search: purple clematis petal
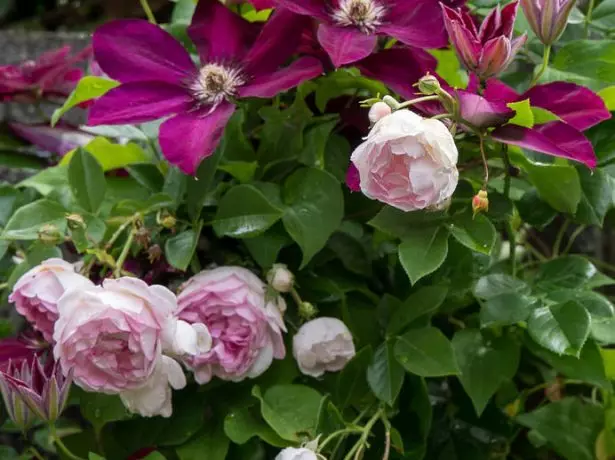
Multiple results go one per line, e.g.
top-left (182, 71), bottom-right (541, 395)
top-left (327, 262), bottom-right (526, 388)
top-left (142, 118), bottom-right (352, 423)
top-left (478, 36), bottom-right (511, 79)
top-left (243, 9), bottom-right (313, 76)
top-left (457, 91), bottom-right (515, 128)
top-left (492, 120), bottom-right (596, 168)
top-left (346, 163), bottom-right (361, 192)
top-left (523, 82), bottom-right (610, 131)
top-left (379, 0), bottom-right (448, 49)
top-left (88, 82), bottom-right (193, 125)
top-left (317, 24), bottom-right (377, 67)
top-left (275, 0), bottom-right (329, 20)
top-left (188, 0), bottom-right (257, 63)
top-left (159, 103), bottom-right (236, 174)
top-left (93, 19), bottom-right (196, 85)
top-left (357, 47), bottom-right (437, 100)
top-left (240, 57), bottom-right (322, 98)
top-left (9, 123), bottom-right (95, 156)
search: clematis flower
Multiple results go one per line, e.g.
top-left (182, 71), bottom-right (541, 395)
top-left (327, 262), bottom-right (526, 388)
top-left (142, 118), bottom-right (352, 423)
top-left (87, 2), bottom-right (322, 174)
top-left (0, 361), bottom-right (38, 430)
top-left (2, 358), bottom-right (72, 423)
top-left (275, 0), bottom-right (448, 67)
top-left (0, 334), bottom-right (48, 372)
top-left (442, 2), bottom-right (527, 80)
top-left (0, 45), bottom-right (91, 103)
top-left (9, 123), bottom-right (95, 156)
top-left (521, 0), bottom-right (576, 45)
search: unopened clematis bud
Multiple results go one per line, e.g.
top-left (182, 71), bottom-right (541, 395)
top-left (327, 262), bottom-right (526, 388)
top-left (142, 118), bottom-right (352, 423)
top-left (520, 0), bottom-right (576, 45)
top-left (0, 361), bottom-right (37, 430)
top-left (442, 2), bottom-right (527, 80)
top-left (472, 190), bottom-right (489, 216)
top-left (267, 264), bottom-right (294, 293)
top-left (418, 74), bottom-right (442, 95)
top-left (368, 102), bottom-right (392, 124)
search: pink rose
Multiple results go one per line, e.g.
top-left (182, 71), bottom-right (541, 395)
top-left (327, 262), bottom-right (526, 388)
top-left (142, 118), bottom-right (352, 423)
top-left (9, 258), bottom-right (93, 342)
top-left (350, 109), bottom-right (459, 211)
top-left (53, 277), bottom-right (211, 417)
top-left (177, 266), bottom-right (287, 384)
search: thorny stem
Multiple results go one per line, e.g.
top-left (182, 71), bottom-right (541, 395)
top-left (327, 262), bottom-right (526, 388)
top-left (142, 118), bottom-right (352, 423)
top-left (114, 230), bottom-right (135, 278)
top-left (139, 0), bottom-right (157, 24)
top-left (105, 216), bottom-right (137, 250)
top-left (552, 219), bottom-right (570, 258)
top-left (585, 0), bottom-right (596, 38)
top-left (50, 425), bottom-right (85, 460)
top-left (530, 44), bottom-right (551, 87)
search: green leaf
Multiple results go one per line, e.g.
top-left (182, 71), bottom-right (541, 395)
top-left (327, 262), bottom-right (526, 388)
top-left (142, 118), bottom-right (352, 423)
top-left (368, 206), bottom-right (445, 239)
top-left (68, 148), bottom-right (106, 213)
top-left (549, 40), bottom-right (615, 91)
top-left (61, 137), bottom-right (150, 172)
top-left (171, 0), bottom-right (196, 24)
top-left (89, 454), bottom-right (105, 460)
top-left (517, 189), bottom-right (557, 229)
top-left (218, 161), bottom-right (257, 183)
top-left (282, 168), bottom-right (344, 267)
top-left (176, 425), bottom-right (229, 460)
top-left (253, 384), bottom-right (322, 442)
top-left (452, 329), bottom-right (520, 415)
top-left (598, 85), bottom-right (615, 111)
top-left (213, 185), bottom-right (284, 238)
top-left (479, 293), bottom-right (535, 328)
top-left (336, 346), bottom-right (373, 408)
top-left (474, 273), bottom-right (532, 299)
top-left (524, 161), bottom-right (581, 214)
top-left (127, 164), bottom-right (164, 192)
top-left (387, 285), bottom-right (448, 336)
top-left (244, 227), bottom-right (291, 268)
top-left (3, 199), bottom-right (67, 240)
top-left (575, 167), bottom-right (612, 226)
top-left (534, 256), bottom-right (597, 292)
top-left (80, 392), bottom-right (129, 435)
top-left (300, 117), bottom-right (339, 168)
top-left (18, 166), bottom-right (69, 196)
top-left (70, 214), bottom-right (106, 253)
top-left (526, 339), bottom-right (611, 390)
top-left (448, 213), bottom-right (496, 255)
top-left (51, 77), bottom-right (119, 126)
top-left (516, 398), bottom-right (604, 460)
top-left (327, 231), bottom-right (372, 277)
top-left (0, 186), bottom-right (19, 226)
top-left (367, 341), bottom-right (404, 406)
top-left (223, 406), bottom-right (287, 447)
top-left (547, 290), bottom-right (615, 319)
top-left (507, 99), bottom-right (534, 128)
top-left (165, 222), bottom-right (202, 271)
top-left (398, 226), bottom-right (449, 285)
top-left (528, 301), bottom-right (591, 356)
top-left (315, 69), bottom-right (388, 113)
top-left (143, 453), bottom-right (165, 460)
top-left (163, 166), bottom-right (187, 206)
top-left (394, 327), bottom-right (459, 377)
top-left (186, 147), bottom-right (223, 219)
top-left (430, 49), bottom-right (468, 88)
top-left (531, 106), bottom-right (561, 124)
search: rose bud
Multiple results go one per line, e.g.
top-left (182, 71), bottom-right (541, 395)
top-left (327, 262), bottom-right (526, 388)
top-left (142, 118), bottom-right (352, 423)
top-left (368, 101), bottom-right (392, 124)
top-left (472, 189), bottom-right (489, 216)
top-left (350, 110), bottom-right (459, 211)
top-left (293, 317), bottom-right (356, 378)
top-left (177, 267), bottom-right (287, 384)
top-left (9, 258), bottom-right (94, 342)
top-left (275, 447), bottom-right (319, 460)
top-left (521, 0), bottom-right (576, 45)
top-left (418, 74), bottom-right (442, 95)
top-left (267, 264), bottom-right (295, 293)
top-left (442, 2), bottom-right (527, 79)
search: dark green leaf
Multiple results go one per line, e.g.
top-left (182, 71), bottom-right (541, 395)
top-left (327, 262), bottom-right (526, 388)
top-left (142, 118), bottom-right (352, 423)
top-left (524, 161), bottom-right (581, 214)
top-left (186, 147), bottom-right (223, 219)
top-left (223, 406), bottom-right (287, 447)
top-left (398, 227), bottom-right (449, 285)
top-left (368, 206), bottom-right (445, 239)
top-left (549, 40), bottom-right (615, 91)
top-left (387, 286), bottom-right (448, 336)
top-left (68, 148), bottom-right (106, 213)
top-left (394, 327), bottom-right (459, 377)
top-left (80, 392), bottom-right (129, 435)
top-left (547, 290), bottom-right (615, 319)
top-left (517, 398), bottom-right (604, 460)
top-left (165, 223), bottom-right (202, 271)
top-left (575, 167), bottom-right (612, 226)
top-left (3, 199), bottom-right (67, 240)
top-left (162, 167), bottom-right (187, 206)
top-left (474, 273), bottom-right (532, 299)
top-left (282, 168), bottom-right (344, 267)
top-left (0, 186), bottom-right (18, 226)
top-left (336, 346), bottom-right (373, 408)
top-left (176, 424), bottom-right (229, 460)
top-left (367, 341), bottom-right (404, 406)
top-left (517, 189), bottom-right (557, 229)
top-left (452, 329), bottom-right (520, 415)
top-left (127, 164), bottom-right (164, 192)
top-left (300, 117), bottom-right (338, 168)
top-left (213, 185), bottom-right (284, 238)
top-left (480, 293), bottom-right (535, 327)
top-left (449, 213), bottom-right (496, 255)
top-left (528, 301), bottom-right (590, 356)
top-left (534, 256), bottom-right (597, 292)
top-left (244, 226), bottom-right (291, 268)
top-left (327, 231), bottom-right (372, 277)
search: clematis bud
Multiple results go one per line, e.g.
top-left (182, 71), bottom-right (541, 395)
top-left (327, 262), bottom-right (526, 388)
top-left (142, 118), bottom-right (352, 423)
top-left (293, 317), bottom-right (355, 378)
top-left (472, 190), bottom-right (489, 216)
top-left (418, 74), bottom-right (442, 95)
top-left (442, 2), bottom-right (527, 80)
top-left (267, 264), bottom-right (294, 293)
top-left (0, 361), bottom-right (37, 430)
top-left (520, 0), bottom-right (576, 45)
top-left (368, 102), bottom-right (392, 124)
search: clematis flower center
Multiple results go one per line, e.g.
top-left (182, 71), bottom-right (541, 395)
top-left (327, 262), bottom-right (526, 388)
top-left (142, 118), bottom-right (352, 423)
top-left (190, 63), bottom-right (245, 107)
top-left (332, 0), bottom-right (386, 33)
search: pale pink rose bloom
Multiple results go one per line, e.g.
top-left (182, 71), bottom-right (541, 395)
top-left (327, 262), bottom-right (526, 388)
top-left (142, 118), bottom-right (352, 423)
top-left (9, 258), bottom-right (94, 342)
top-left (293, 317), bottom-right (355, 378)
top-left (368, 101), bottom-right (392, 124)
top-left (351, 109), bottom-right (459, 211)
top-left (53, 277), bottom-right (210, 417)
top-left (275, 447), bottom-right (319, 460)
top-left (177, 266), bottom-right (287, 384)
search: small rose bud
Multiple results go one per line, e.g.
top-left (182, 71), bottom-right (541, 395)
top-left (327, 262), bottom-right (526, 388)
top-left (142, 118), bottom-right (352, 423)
top-left (148, 244), bottom-right (162, 264)
top-left (65, 213), bottom-right (85, 229)
top-left (368, 101), bottom-right (392, 124)
top-left (158, 211), bottom-right (176, 229)
top-left (418, 74), bottom-right (441, 95)
top-left (38, 224), bottom-right (62, 245)
top-left (299, 301), bottom-right (318, 320)
top-left (134, 226), bottom-right (151, 248)
top-left (267, 264), bottom-right (294, 293)
top-left (472, 190), bottom-right (489, 216)
top-left (382, 95), bottom-right (400, 110)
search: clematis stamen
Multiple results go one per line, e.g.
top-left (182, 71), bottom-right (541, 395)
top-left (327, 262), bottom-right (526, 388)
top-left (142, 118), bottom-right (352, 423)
top-left (332, 0), bottom-right (387, 33)
top-left (190, 63), bottom-right (246, 107)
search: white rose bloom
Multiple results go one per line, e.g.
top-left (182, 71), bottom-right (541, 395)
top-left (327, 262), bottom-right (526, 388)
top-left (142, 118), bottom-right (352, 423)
top-left (368, 101), bottom-right (392, 124)
top-left (351, 109), bottom-right (459, 211)
top-left (293, 317), bottom-right (355, 378)
top-left (275, 447), bottom-right (319, 460)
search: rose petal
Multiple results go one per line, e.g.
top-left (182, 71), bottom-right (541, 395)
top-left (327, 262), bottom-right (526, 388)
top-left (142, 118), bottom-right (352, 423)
top-left (317, 24), bottom-right (377, 67)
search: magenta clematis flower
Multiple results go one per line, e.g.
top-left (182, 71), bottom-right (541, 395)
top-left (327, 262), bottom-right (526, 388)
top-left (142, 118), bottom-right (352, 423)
top-left (442, 2), bottom-right (527, 80)
top-left (275, 0), bottom-right (448, 67)
top-left (521, 0), bottom-right (576, 45)
top-left (1, 358), bottom-right (72, 424)
top-left (0, 45), bottom-right (91, 103)
top-left (10, 123), bottom-right (95, 156)
top-left (87, 2), bottom-right (322, 174)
